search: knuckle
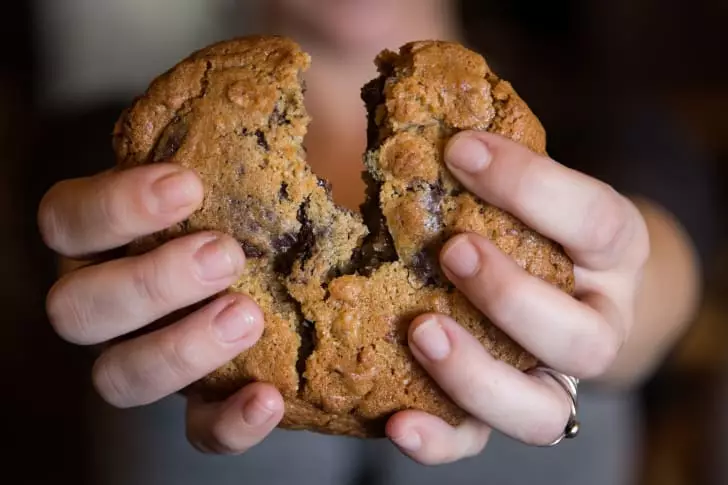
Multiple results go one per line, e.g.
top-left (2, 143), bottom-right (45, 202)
top-left (483, 272), bottom-right (525, 326)
top-left (159, 330), bottom-right (204, 383)
top-left (571, 326), bottom-right (621, 379)
top-left (99, 178), bottom-right (134, 240)
top-left (583, 186), bottom-right (631, 257)
top-left (46, 277), bottom-right (95, 345)
top-left (92, 352), bottom-right (134, 408)
top-left (130, 254), bottom-right (174, 307)
top-left (509, 155), bottom-right (540, 211)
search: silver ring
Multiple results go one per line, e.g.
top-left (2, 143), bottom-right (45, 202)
top-left (528, 366), bottom-right (581, 446)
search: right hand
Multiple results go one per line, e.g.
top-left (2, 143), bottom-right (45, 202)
top-left (38, 162), bottom-right (284, 455)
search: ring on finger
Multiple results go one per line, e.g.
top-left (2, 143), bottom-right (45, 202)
top-left (527, 366), bottom-right (580, 446)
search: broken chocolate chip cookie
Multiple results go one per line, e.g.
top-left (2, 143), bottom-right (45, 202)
top-left (112, 35), bottom-right (574, 438)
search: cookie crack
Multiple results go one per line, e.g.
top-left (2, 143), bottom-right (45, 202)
top-left (149, 60), bottom-right (215, 162)
top-left (268, 199), bottom-right (319, 396)
top-left (295, 315), bottom-right (316, 395)
top-left (200, 61), bottom-right (213, 98)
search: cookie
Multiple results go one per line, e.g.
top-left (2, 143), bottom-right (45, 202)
top-left (112, 35), bottom-right (574, 438)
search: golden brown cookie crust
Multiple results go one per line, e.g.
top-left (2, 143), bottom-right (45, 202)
top-left (112, 36), bottom-right (574, 438)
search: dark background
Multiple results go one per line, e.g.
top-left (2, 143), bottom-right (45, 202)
top-left (2, 1), bottom-right (727, 484)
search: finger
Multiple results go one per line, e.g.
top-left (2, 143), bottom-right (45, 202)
top-left (444, 131), bottom-right (640, 270)
top-left (407, 314), bottom-right (575, 446)
top-left (186, 383), bottom-right (284, 455)
top-left (38, 163), bottom-right (203, 258)
top-left (387, 412), bottom-right (491, 466)
top-left (439, 233), bottom-right (623, 378)
top-left (92, 293), bottom-right (264, 408)
top-left (46, 231), bottom-right (245, 345)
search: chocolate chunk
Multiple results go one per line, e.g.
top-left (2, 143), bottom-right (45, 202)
top-left (270, 104), bottom-right (291, 126)
top-left (410, 251), bottom-right (438, 284)
top-left (361, 75), bottom-right (386, 151)
top-left (152, 116), bottom-right (188, 162)
top-left (422, 183), bottom-right (445, 233)
top-left (241, 241), bottom-right (266, 258)
top-left (255, 129), bottom-right (270, 151)
top-left (316, 177), bottom-right (332, 195)
top-left (297, 221), bottom-right (317, 263)
top-left (410, 237), bottom-right (447, 286)
top-left (425, 183), bottom-right (445, 212)
top-left (352, 173), bottom-right (397, 274)
top-left (273, 200), bottom-right (317, 274)
top-left (279, 182), bottom-right (290, 200)
top-left (272, 232), bottom-right (297, 253)
top-left (296, 318), bottom-right (317, 390)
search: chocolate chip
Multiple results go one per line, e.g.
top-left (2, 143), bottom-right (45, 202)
top-left (270, 104), bottom-right (291, 126)
top-left (295, 206), bottom-right (316, 258)
top-left (361, 75), bottom-right (386, 151)
top-left (279, 182), bottom-right (290, 200)
top-left (273, 200), bottom-right (315, 275)
top-left (410, 238), bottom-right (446, 286)
top-left (411, 251), bottom-right (438, 284)
top-left (241, 241), bottom-right (266, 258)
top-left (316, 177), bottom-right (332, 195)
top-left (422, 183), bottom-right (444, 233)
top-left (272, 232), bottom-right (297, 253)
top-left (296, 318), bottom-right (317, 390)
top-left (450, 188), bottom-right (465, 197)
top-left (297, 220), bottom-right (317, 263)
top-left (152, 116), bottom-right (188, 162)
top-left (423, 183), bottom-right (445, 214)
top-left (353, 173), bottom-right (397, 274)
top-left (324, 266), bottom-right (342, 282)
top-left (255, 129), bottom-right (269, 151)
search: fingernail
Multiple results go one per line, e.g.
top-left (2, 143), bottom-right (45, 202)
top-left (393, 431), bottom-right (422, 452)
top-left (446, 135), bottom-right (492, 173)
top-left (213, 298), bottom-right (256, 343)
top-left (412, 318), bottom-right (451, 361)
top-left (243, 396), bottom-right (276, 427)
top-left (194, 236), bottom-right (243, 281)
top-left (151, 168), bottom-right (200, 213)
top-left (442, 237), bottom-right (481, 278)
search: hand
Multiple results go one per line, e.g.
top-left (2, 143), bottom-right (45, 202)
top-left (386, 131), bottom-right (650, 465)
top-left (38, 163), bottom-right (284, 455)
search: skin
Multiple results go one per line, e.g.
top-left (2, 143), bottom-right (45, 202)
top-left (38, 0), bottom-right (702, 466)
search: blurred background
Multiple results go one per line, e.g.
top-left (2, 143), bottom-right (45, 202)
top-left (1, 1), bottom-right (726, 484)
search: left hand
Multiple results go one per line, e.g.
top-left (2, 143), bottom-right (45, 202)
top-left (385, 131), bottom-right (650, 465)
